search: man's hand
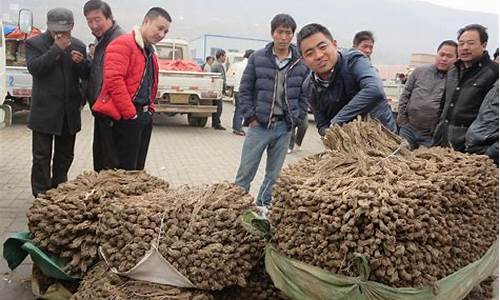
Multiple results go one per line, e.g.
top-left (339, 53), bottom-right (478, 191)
top-left (396, 113), bottom-right (408, 127)
top-left (54, 32), bottom-right (71, 50)
top-left (319, 126), bottom-right (327, 137)
top-left (71, 50), bottom-right (84, 64)
top-left (249, 120), bottom-right (259, 128)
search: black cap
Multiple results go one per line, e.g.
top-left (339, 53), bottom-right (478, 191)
top-left (47, 8), bottom-right (74, 32)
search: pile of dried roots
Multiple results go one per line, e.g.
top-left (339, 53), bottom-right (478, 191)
top-left (71, 262), bottom-right (213, 300)
top-left (270, 118), bottom-right (498, 288)
top-left (27, 170), bottom-right (169, 275)
top-left (99, 182), bottom-right (266, 290)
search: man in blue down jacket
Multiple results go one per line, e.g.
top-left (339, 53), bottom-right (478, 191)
top-left (297, 23), bottom-right (396, 136)
top-left (235, 14), bottom-right (309, 211)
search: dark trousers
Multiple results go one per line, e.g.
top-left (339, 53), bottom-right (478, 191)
top-left (289, 117), bottom-right (308, 150)
top-left (399, 125), bottom-right (432, 150)
top-left (212, 99), bottom-right (223, 127)
top-left (112, 111), bottom-right (153, 170)
top-left (93, 115), bottom-right (120, 172)
top-left (31, 130), bottom-right (76, 197)
top-left (232, 92), bottom-right (244, 131)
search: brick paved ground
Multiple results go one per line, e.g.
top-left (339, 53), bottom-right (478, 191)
top-left (0, 104), bottom-right (324, 299)
top-left (0, 104), bottom-right (497, 299)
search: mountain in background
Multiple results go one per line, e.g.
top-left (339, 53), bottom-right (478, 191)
top-left (1, 0), bottom-right (498, 64)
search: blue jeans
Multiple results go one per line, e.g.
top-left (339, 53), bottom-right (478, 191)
top-left (235, 121), bottom-right (291, 207)
top-left (232, 92), bottom-right (243, 131)
top-left (399, 125), bottom-right (432, 150)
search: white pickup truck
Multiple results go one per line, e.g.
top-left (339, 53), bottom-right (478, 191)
top-left (383, 80), bottom-right (404, 114)
top-left (155, 39), bottom-right (224, 127)
top-left (1, 10), bottom-right (35, 127)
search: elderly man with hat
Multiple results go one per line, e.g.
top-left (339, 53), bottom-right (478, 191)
top-left (26, 8), bottom-right (88, 197)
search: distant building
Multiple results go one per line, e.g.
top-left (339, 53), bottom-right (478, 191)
top-left (189, 34), bottom-right (269, 63)
top-left (409, 53), bottom-right (435, 68)
top-left (375, 53), bottom-right (434, 81)
top-left (374, 64), bottom-right (408, 81)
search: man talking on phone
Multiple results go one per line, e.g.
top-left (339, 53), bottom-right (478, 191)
top-left (26, 8), bottom-right (88, 197)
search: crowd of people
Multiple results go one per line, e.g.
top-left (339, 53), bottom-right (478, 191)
top-left (25, 1), bottom-right (498, 215)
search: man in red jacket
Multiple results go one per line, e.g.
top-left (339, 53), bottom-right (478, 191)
top-left (93, 7), bottom-right (171, 170)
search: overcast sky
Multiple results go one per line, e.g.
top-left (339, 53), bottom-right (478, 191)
top-left (416, 0), bottom-right (498, 13)
top-left (2, 0), bottom-right (499, 64)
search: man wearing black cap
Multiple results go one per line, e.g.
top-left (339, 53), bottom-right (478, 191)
top-left (26, 8), bottom-right (88, 197)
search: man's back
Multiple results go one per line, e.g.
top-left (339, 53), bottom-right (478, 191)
top-left (211, 61), bottom-right (225, 75)
top-left (211, 61), bottom-right (226, 86)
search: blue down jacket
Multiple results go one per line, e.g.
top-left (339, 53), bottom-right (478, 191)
top-left (238, 42), bottom-right (309, 128)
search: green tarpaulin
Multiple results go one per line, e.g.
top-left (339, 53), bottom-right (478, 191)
top-left (241, 211), bottom-right (498, 300)
top-left (3, 231), bottom-right (79, 281)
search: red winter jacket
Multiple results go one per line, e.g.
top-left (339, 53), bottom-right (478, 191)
top-left (92, 28), bottom-right (158, 120)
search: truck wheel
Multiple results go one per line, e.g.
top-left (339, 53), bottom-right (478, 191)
top-left (187, 115), bottom-right (208, 127)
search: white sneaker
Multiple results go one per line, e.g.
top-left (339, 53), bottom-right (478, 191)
top-left (296, 145), bottom-right (302, 151)
top-left (287, 149), bottom-right (292, 154)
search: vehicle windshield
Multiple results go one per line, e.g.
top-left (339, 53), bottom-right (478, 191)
top-left (5, 40), bottom-right (27, 67)
top-left (156, 44), bottom-right (184, 60)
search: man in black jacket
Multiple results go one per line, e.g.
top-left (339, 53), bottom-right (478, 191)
top-left (83, 0), bottom-right (125, 171)
top-left (26, 8), bottom-right (88, 197)
top-left (465, 80), bottom-right (498, 165)
top-left (433, 24), bottom-right (498, 151)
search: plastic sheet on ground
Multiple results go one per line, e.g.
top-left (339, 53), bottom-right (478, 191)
top-left (241, 211), bottom-right (499, 300)
top-left (100, 245), bottom-right (195, 288)
top-left (3, 232), bottom-right (79, 281)
top-left (266, 239), bottom-right (498, 300)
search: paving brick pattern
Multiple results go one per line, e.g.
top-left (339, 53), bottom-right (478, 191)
top-left (0, 105), bottom-right (497, 299)
top-left (0, 104), bottom-right (324, 299)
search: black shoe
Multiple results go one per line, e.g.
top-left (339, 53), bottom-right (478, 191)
top-left (232, 129), bottom-right (245, 136)
top-left (213, 125), bottom-right (226, 130)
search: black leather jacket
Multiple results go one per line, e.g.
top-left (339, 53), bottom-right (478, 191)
top-left (433, 52), bottom-right (499, 151)
top-left (465, 80), bottom-right (499, 165)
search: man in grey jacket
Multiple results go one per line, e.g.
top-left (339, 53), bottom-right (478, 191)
top-left (397, 40), bottom-right (457, 149)
top-left (211, 49), bottom-right (227, 130)
top-left (83, 0), bottom-right (125, 171)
